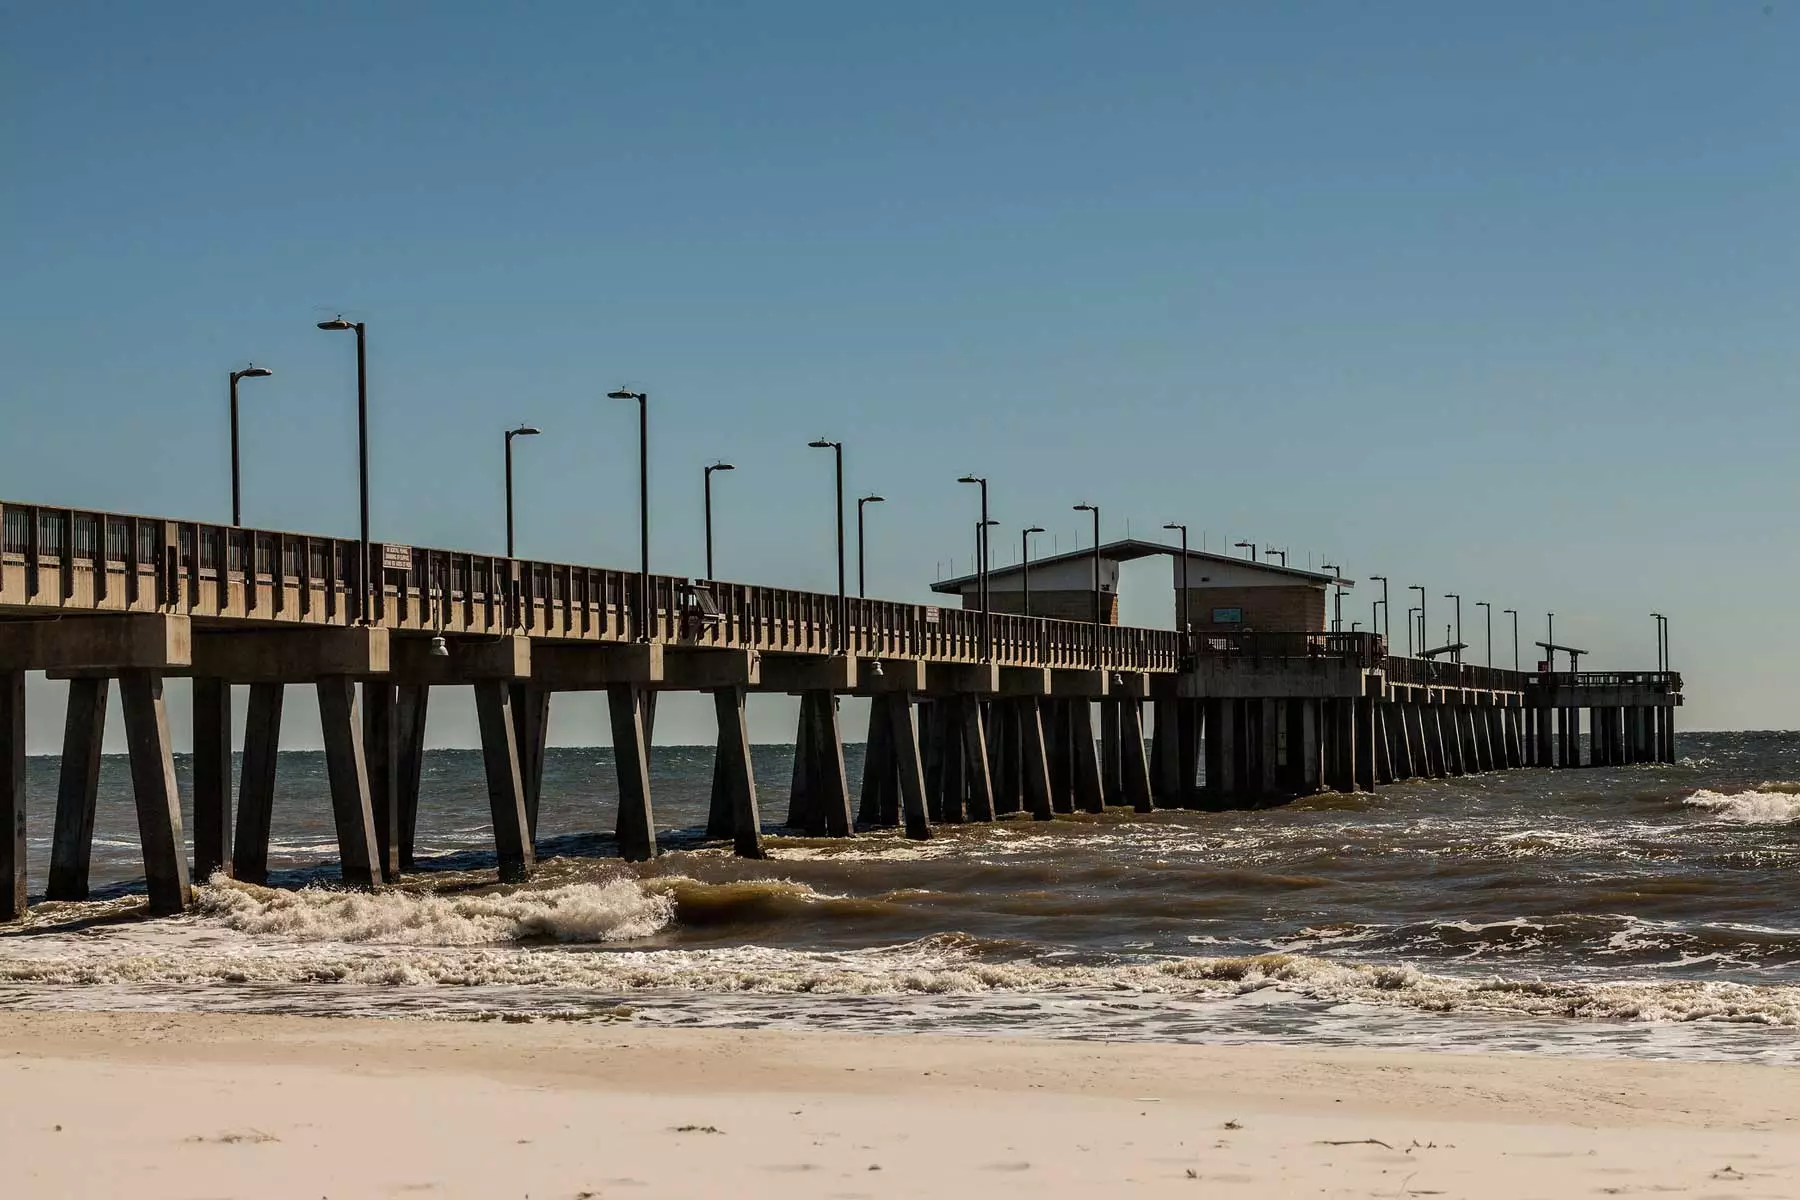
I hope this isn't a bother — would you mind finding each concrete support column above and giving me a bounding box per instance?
[1388,702,1413,780]
[1177,700,1202,806]
[1099,699,1122,807]
[363,680,400,883]
[960,695,997,821]
[1070,700,1105,813]
[888,696,934,839]
[1373,701,1396,784]
[472,679,535,883]
[855,695,896,828]
[1304,699,1327,794]
[232,683,284,884]
[1354,697,1377,792]
[1420,703,1445,778]
[316,674,381,889]
[1017,696,1055,821]
[119,670,192,913]
[0,670,23,921]
[1203,699,1233,807]
[607,684,658,860]
[1120,699,1153,812]
[395,684,428,868]
[191,677,233,882]
[1441,704,1465,776]
[1258,699,1281,799]
[47,676,108,902]
[509,684,549,844]
[1150,698,1181,806]
[710,685,765,857]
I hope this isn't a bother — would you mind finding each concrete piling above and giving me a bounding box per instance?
[395,684,428,868]
[316,674,382,889]
[472,679,535,883]
[119,670,192,914]
[47,676,108,901]
[363,680,400,883]
[191,676,233,881]
[710,685,764,857]
[1,669,23,921]
[232,683,284,884]
[607,684,658,861]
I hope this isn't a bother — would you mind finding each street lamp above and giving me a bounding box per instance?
[1234,539,1257,561]
[856,493,884,597]
[1264,547,1287,567]
[1503,608,1519,671]
[315,316,372,622]
[958,474,992,661]
[1074,503,1101,660]
[808,438,846,654]
[608,388,652,641]
[1405,606,1420,657]
[1369,575,1390,641]
[1444,593,1462,662]
[702,461,734,580]
[1546,612,1555,675]
[228,365,273,528]
[1651,612,1667,673]
[1163,522,1189,632]
[1021,526,1045,617]
[1475,600,1492,666]
[503,425,541,559]
[1408,586,1426,656]
[1323,564,1342,632]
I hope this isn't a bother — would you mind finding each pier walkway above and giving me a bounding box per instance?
[0,499,1681,920]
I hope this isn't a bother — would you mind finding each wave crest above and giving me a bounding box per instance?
[1683,788,1800,825]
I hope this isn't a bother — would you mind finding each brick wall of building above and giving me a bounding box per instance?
[1179,585,1325,633]
[962,589,1119,625]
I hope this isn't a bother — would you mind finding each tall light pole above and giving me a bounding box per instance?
[1651,612,1667,672]
[1021,526,1045,617]
[856,493,884,597]
[1405,606,1419,656]
[1444,593,1462,662]
[1503,608,1519,671]
[503,425,541,558]
[1475,600,1492,666]
[315,316,371,622]
[1234,539,1257,561]
[608,389,652,641]
[1408,585,1426,656]
[1369,575,1390,641]
[1265,547,1287,567]
[808,438,846,654]
[1323,563,1342,632]
[228,365,273,528]
[958,475,992,661]
[703,461,734,580]
[1074,503,1101,660]
[1163,522,1189,632]
[1546,613,1555,675]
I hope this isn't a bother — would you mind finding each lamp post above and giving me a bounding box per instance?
[1234,539,1257,561]
[1074,503,1101,660]
[1323,563,1341,633]
[1503,608,1519,672]
[1265,547,1287,567]
[1546,613,1555,676]
[315,316,372,622]
[1444,593,1462,662]
[1405,606,1420,656]
[808,438,846,654]
[228,365,273,527]
[1651,612,1666,673]
[1476,600,1492,667]
[958,475,991,661]
[1021,526,1045,617]
[1369,575,1390,641]
[856,494,885,597]
[703,461,734,580]
[502,425,541,558]
[607,389,652,641]
[1163,522,1189,632]
[1408,586,1426,656]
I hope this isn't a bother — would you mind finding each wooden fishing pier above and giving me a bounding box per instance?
[0,499,1681,921]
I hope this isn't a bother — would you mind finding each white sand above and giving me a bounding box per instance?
[1,1012,1796,1198]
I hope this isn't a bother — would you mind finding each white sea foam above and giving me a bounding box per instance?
[190,875,674,945]
[1682,788,1800,825]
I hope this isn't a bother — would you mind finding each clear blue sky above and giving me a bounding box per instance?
[3,2,1794,748]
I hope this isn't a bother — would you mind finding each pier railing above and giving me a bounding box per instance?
[0,499,1182,673]
[1193,630,1387,667]
[1528,670,1684,692]
[1382,656,1530,691]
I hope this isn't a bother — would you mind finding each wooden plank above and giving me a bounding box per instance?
[47,676,108,902]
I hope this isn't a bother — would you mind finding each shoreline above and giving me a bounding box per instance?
[1,1011,1795,1197]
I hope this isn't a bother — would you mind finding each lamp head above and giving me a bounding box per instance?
[235,365,273,380]
[1163,522,1185,532]
[608,388,643,401]
[1073,503,1096,513]
[957,474,984,485]
[860,493,885,504]
[708,461,735,473]
[1024,525,1045,535]
[508,425,541,437]
[316,316,354,331]
[429,635,449,658]
[808,438,838,449]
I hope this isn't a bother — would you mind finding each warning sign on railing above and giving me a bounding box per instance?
[924,606,940,625]
[381,544,413,572]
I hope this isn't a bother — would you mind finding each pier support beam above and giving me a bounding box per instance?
[395,684,428,869]
[1099,700,1122,807]
[1150,699,1180,806]
[509,684,549,843]
[472,680,535,883]
[363,680,400,883]
[1354,697,1377,792]
[47,676,108,902]
[960,696,996,821]
[0,670,23,921]
[316,675,382,889]
[607,684,658,860]
[888,695,933,839]
[1070,700,1104,813]
[191,677,233,881]
[1120,699,1153,812]
[231,683,284,884]
[1017,698,1055,821]
[794,691,854,837]
[856,694,896,828]
[119,671,192,914]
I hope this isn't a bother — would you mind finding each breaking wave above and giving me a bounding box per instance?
[1683,786,1800,825]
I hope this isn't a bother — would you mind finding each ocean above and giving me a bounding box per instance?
[2,731,1796,1063]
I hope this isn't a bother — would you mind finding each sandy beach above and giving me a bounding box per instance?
[0,1012,1793,1199]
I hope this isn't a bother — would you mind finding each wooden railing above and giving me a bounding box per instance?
[0,500,1183,673]
[1193,630,1388,668]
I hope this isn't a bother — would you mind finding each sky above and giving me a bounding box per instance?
[2,2,1795,750]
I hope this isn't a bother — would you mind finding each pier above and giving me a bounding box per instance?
[0,499,1680,921]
